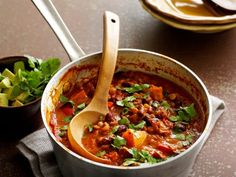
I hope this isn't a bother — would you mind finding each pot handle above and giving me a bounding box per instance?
[31,0,85,61]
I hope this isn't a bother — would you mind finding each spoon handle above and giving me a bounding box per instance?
[31,0,85,61]
[89,11,120,113]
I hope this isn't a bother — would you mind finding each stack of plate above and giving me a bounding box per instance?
[140,0,236,33]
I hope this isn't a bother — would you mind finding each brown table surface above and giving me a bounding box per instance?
[1,0,236,177]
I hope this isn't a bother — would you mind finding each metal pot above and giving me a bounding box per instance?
[33,0,212,177]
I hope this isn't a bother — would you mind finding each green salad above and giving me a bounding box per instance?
[0,55,60,107]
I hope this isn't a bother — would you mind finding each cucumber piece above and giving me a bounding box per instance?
[0,77,11,88]
[2,87,12,94]
[2,68,15,81]
[12,99,24,107]
[3,85,22,100]
[0,73,4,81]
[16,91,30,103]
[8,85,22,100]
[0,93,8,106]
[14,61,25,73]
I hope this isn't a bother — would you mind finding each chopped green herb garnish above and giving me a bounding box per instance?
[96,150,106,157]
[0,56,60,106]
[139,150,157,164]
[59,95,74,106]
[58,131,66,137]
[63,116,72,123]
[124,84,150,94]
[186,134,193,143]
[169,104,197,123]
[182,104,197,118]
[161,100,170,109]
[143,92,150,99]
[87,124,94,132]
[172,133,186,141]
[116,96,136,108]
[77,103,86,110]
[122,107,129,115]
[173,123,184,133]
[169,115,181,122]
[112,136,126,149]
[75,103,85,114]
[112,125,119,134]
[123,148,161,166]
[129,121,146,130]
[122,158,139,166]
[59,95,69,103]
[60,125,68,131]
[118,117,130,125]
[171,133,193,146]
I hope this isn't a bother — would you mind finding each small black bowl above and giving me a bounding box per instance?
[0,56,41,138]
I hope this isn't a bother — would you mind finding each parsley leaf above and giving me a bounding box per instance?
[59,95,74,106]
[60,95,69,103]
[96,150,106,157]
[182,104,197,118]
[161,100,170,109]
[171,133,186,141]
[112,136,126,149]
[63,116,72,123]
[40,58,60,77]
[60,125,68,131]
[77,103,86,109]
[111,125,119,134]
[116,96,136,108]
[129,120,146,130]
[169,104,197,122]
[118,117,130,125]
[124,84,150,93]
[123,148,161,166]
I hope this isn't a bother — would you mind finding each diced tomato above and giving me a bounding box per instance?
[70,90,88,104]
[150,85,163,101]
[157,143,173,155]
[107,101,113,108]
[61,104,74,115]
[144,146,167,159]
[151,150,167,159]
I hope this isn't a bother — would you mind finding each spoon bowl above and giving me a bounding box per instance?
[67,11,120,163]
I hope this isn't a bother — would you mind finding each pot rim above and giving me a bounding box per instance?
[41,48,212,170]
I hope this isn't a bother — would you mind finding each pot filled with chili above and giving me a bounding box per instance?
[33,0,212,177]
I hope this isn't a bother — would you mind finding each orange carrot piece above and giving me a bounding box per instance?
[150,86,163,101]
[122,129,134,147]
[70,90,88,104]
[122,129,147,148]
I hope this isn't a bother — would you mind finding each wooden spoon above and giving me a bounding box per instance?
[68,11,119,164]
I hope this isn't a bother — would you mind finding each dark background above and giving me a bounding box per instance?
[0,0,236,176]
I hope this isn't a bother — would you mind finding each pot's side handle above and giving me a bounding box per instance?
[32,0,85,61]
[200,95,225,148]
